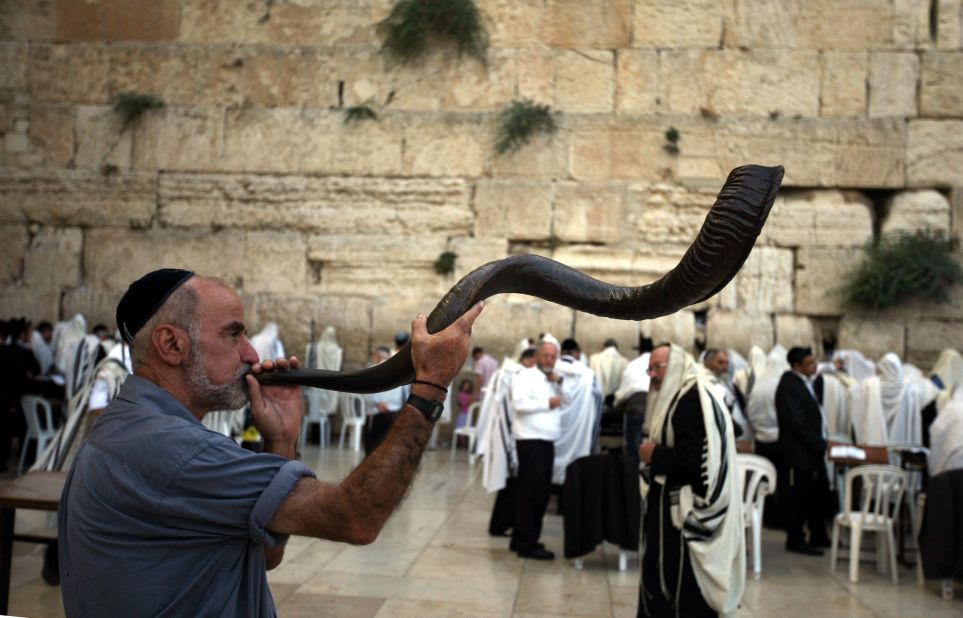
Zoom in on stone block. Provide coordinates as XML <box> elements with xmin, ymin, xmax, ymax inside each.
<box><xmin>795</xmin><ymin>0</ymin><xmax>905</xmax><ymax>49</ymax></box>
<box><xmin>159</xmin><ymin>174</ymin><xmax>471</xmax><ymax>235</ymax></box>
<box><xmin>465</xmin><ymin>293</ymin><xmax>574</xmax><ymax>360</ymax></box>
<box><xmin>515</xmin><ymin>48</ymin><xmax>554</xmax><ymax>105</ymax></box>
<box><xmin>0</xmin><ymin>44</ymin><xmax>27</xmax><ymax>92</ymax></box>
<box><xmin>868</xmin><ymin>52</ymin><xmax>918</xmax><ymax>117</ymax></box>
<box><xmin>573</xmin><ymin>313</ymin><xmax>640</xmax><ymax>356</ymax></box>
<box><xmin>569</xmin><ymin>124</ymin><xmax>671</xmax><ymax>182</ymax></box>
<box><xmin>552</xmin><ymin>245</ymin><xmax>683</xmax><ymax>288</ymax></box>
<box><xmin>705</xmin><ymin>310</ymin><xmax>774</xmax><ymax>354</ymax></box>
<box><xmin>556</xmin><ymin>50</ymin><xmax>615</xmax><ymax>114</ymax></box>
<box><xmin>920</xmin><ymin>53</ymin><xmax>963</xmax><ymax>117</ymax></box>
<box><xmin>937</xmin><ymin>0</ymin><xmax>962</xmax><ymax>49</ymax></box>
<box><xmin>478</xmin><ymin>0</ymin><xmax>544</xmax><ymax>47</ymax></box>
<box><xmin>29</xmin><ymin>44</ymin><xmax>109</xmax><ymax>103</ymax></box>
<box><xmin>61</xmin><ymin>286</ymin><xmax>123</xmax><ymax>330</ymax></box>
<box><xmin>311</xmin><ymin>295</ymin><xmax>374</xmax><ymax>366</ymax></box>
<box><xmin>55</xmin><ymin>0</ymin><xmax>179</xmax><ymax>42</ymax></box>
<box><xmin>0</xmin><ymin>285</ymin><xmax>60</xmax><ymax>321</ymax></box>
<box><xmin>308</xmin><ymin>235</ymin><xmax>447</xmax><ymax>266</ymax></box>
<box><xmin>0</xmin><ymin>0</ymin><xmax>55</xmax><ymax>41</ymax></box>
<box><xmin>795</xmin><ymin>246</ymin><xmax>864</xmax><ymax>316</ymax></box>
<box><xmin>616</xmin><ymin>51</ymin><xmax>659</xmax><ymax>114</ymax></box>
<box><xmin>0</xmin><ymin>225</ymin><xmax>27</xmax><ymax>284</ymax></box>
<box><xmin>443</xmin><ymin>49</ymin><xmax>515</xmax><ymax>110</ymax></box>
<box><xmin>74</xmin><ymin>105</ymin><xmax>131</xmax><ymax>169</ymax></box>
<box><xmin>132</xmin><ymin>107</ymin><xmax>223</xmax><ymax>171</ymax></box>
<box><xmin>627</xmin><ymin>182</ymin><xmax>715</xmax><ymax>245</ymax></box>
<box><xmin>401</xmin><ymin>114</ymin><xmax>486</xmax><ymax>177</ymax></box>
<box><xmin>730</xmin><ymin>246</ymin><xmax>794</xmax><ymax>313</ymax></box>
<box><xmin>107</xmin><ymin>45</ymin><xmax>244</xmax><ymax>107</ymax></box>
<box><xmin>23</xmin><ymin>227</ymin><xmax>82</xmax><ymax>288</ymax></box>
<box><xmin>759</xmin><ymin>190</ymin><xmax>874</xmax><ymax>248</ymax></box>
<box><xmin>633</xmin><ymin>0</ymin><xmax>723</xmax><ymax>48</ymax></box>
<box><xmin>238</xmin><ymin>47</ymin><xmax>343</xmax><ymax>109</ymax></box>
<box><xmin>474</xmin><ymin>179</ymin><xmax>553</xmax><ymax>240</ymax></box>
<box><xmin>315</xmin><ymin>262</ymin><xmax>444</xmax><ymax>298</ymax></box>
<box><xmin>554</xmin><ymin>181</ymin><xmax>625</xmax><ymax>244</ymax></box>
<box><xmin>28</xmin><ymin>106</ymin><xmax>75</xmax><ymax>167</ymax></box>
<box><xmin>724</xmin><ymin>0</ymin><xmax>796</xmax><ymax>48</ymax></box>
<box><xmin>446</xmin><ymin>237</ymin><xmax>509</xmax><ymax>280</ymax></box>
<box><xmin>774</xmin><ymin>315</ymin><xmax>817</xmax><ymax>349</ymax></box>
<box><xmin>0</xmin><ymin>169</ymin><xmax>155</xmax><ymax>227</ymax></box>
<box><xmin>882</xmin><ymin>190</ymin><xmax>952</xmax><ymax>237</ymax></box>
<box><xmin>544</xmin><ymin>0</ymin><xmax>631</xmax><ymax>48</ymax></box>
<box><xmin>660</xmin><ymin>50</ymin><xmax>820</xmax><ymax>118</ymax></box>
<box><xmin>906</xmin><ymin>319</ymin><xmax>963</xmax><ymax>367</ymax></box>
<box><xmin>820</xmin><ymin>52</ymin><xmax>868</xmax><ymax>117</ymax></box>
<box><xmin>837</xmin><ymin>318</ymin><xmax>906</xmax><ymax>360</ymax></box>
<box><xmin>908</xmin><ymin>120</ymin><xmax>963</xmax><ymax>187</ymax></box>
<box><xmin>641</xmin><ymin>310</ymin><xmax>696</xmax><ymax>353</ymax></box>
<box><xmin>489</xmin><ymin>127</ymin><xmax>568</xmax><ymax>178</ymax></box>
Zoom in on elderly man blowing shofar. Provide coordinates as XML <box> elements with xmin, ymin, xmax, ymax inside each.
<box><xmin>57</xmin><ymin>269</ymin><xmax>484</xmax><ymax>617</ymax></box>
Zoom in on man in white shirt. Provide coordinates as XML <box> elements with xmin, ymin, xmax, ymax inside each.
<box><xmin>510</xmin><ymin>338</ymin><xmax>563</xmax><ymax>560</ymax></box>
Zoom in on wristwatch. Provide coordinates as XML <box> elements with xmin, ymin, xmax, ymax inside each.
<box><xmin>406</xmin><ymin>393</ymin><xmax>445</xmax><ymax>423</ymax></box>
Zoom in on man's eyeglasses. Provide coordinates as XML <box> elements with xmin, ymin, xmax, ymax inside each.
<box><xmin>646</xmin><ymin>363</ymin><xmax>668</xmax><ymax>375</ymax></box>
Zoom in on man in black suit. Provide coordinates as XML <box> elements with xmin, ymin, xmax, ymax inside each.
<box><xmin>775</xmin><ymin>346</ymin><xmax>830</xmax><ymax>556</ymax></box>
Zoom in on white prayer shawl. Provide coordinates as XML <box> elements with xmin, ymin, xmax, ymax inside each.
<box><xmin>305</xmin><ymin>326</ymin><xmax>342</xmax><ymax>417</ymax></box>
<box><xmin>52</xmin><ymin>314</ymin><xmax>87</xmax><ymax>376</ymax></box>
<box><xmin>745</xmin><ymin>346</ymin><xmax>789</xmax><ymax>443</ymax></box>
<box><xmin>929</xmin><ymin>387</ymin><xmax>963</xmax><ymax>476</ymax></box>
<box><xmin>878</xmin><ymin>353</ymin><xmax>923</xmax><ymax>446</ymax></box>
<box><xmin>833</xmin><ymin>349</ymin><xmax>876</xmax><ymax>383</ymax></box>
<box><xmin>905</xmin><ymin>363</ymin><xmax>939</xmax><ymax>408</ymax></box>
<box><xmin>614</xmin><ymin>352</ymin><xmax>651</xmax><ymax>406</ymax></box>
<box><xmin>932</xmin><ymin>349</ymin><xmax>963</xmax><ymax>412</ymax></box>
<box><xmin>647</xmin><ymin>345</ymin><xmax>745</xmax><ymax>616</ymax></box>
<box><xmin>589</xmin><ymin>346</ymin><xmax>628</xmax><ymax>398</ymax></box>
<box><xmin>727</xmin><ymin>349</ymin><xmax>748</xmax><ymax>382</ymax></box>
<box><xmin>849</xmin><ymin>377</ymin><xmax>889</xmax><ymax>446</ymax></box>
<box><xmin>250</xmin><ymin>322</ymin><xmax>285</xmax><ymax>363</ymax></box>
<box><xmin>820</xmin><ymin>372</ymin><xmax>851</xmax><ymax>441</ymax></box>
<box><xmin>552</xmin><ymin>356</ymin><xmax>603</xmax><ymax>484</ymax></box>
<box><xmin>31</xmin><ymin>330</ymin><xmax>54</xmax><ymax>375</ymax></box>
<box><xmin>480</xmin><ymin>359</ymin><xmax>522</xmax><ymax>493</ymax></box>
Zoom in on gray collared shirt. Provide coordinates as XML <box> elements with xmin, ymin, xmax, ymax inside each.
<box><xmin>58</xmin><ymin>376</ymin><xmax>315</xmax><ymax>617</ymax></box>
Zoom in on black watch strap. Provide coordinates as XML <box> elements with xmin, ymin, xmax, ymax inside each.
<box><xmin>406</xmin><ymin>393</ymin><xmax>445</xmax><ymax>423</ymax></box>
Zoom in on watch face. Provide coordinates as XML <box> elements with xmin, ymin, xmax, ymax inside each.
<box><xmin>428</xmin><ymin>401</ymin><xmax>444</xmax><ymax>422</ymax></box>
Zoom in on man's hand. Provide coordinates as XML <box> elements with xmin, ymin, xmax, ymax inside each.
<box><xmin>247</xmin><ymin>356</ymin><xmax>302</xmax><ymax>457</ymax></box>
<box><xmin>639</xmin><ymin>440</ymin><xmax>657</xmax><ymax>464</ymax></box>
<box><xmin>409</xmin><ymin>301</ymin><xmax>485</xmax><ymax>396</ymax></box>
<box><xmin>549</xmin><ymin>396</ymin><xmax>561</xmax><ymax>409</ymax></box>
<box><xmin>546</xmin><ymin>372</ymin><xmax>562</xmax><ymax>383</ymax></box>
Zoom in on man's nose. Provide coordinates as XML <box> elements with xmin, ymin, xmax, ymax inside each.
<box><xmin>240</xmin><ymin>338</ymin><xmax>259</xmax><ymax>364</ymax></box>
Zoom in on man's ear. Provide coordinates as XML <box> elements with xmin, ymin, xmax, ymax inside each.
<box><xmin>151</xmin><ymin>324</ymin><xmax>190</xmax><ymax>366</ymax></box>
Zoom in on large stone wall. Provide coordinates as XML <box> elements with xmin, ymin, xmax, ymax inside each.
<box><xmin>1</xmin><ymin>0</ymin><xmax>962</xmax><ymax>368</ymax></box>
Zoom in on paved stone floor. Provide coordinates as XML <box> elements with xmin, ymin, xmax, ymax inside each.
<box><xmin>7</xmin><ymin>445</ymin><xmax>963</xmax><ymax>617</ymax></box>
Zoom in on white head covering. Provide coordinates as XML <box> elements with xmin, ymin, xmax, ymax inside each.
<box><xmin>250</xmin><ymin>322</ymin><xmax>285</xmax><ymax>363</ymax></box>
<box><xmin>904</xmin><ymin>363</ymin><xmax>939</xmax><ymax>407</ymax></box>
<box><xmin>832</xmin><ymin>349</ymin><xmax>876</xmax><ymax>383</ymax></box>
<box><xmin>316</xmin><ymin>326</ymin><xmax>342</xmax><ymax>371</ymax></box>
<box><xmin>31</xmin><ymin>329</ymin><xmax>54</xmax><ymax>375</ymax></box>
<box><xmin>929</xmin><ymin>386</ymin><xmax>963</xmax><ymax>476</ymax></box>
<box><xmin>539</xmin><ymin>333</ymin><xmax>560</xmax><ymax>353</ymax></box>
<box><xmin>52</xmin><ymin>314</ymin><xmax>87</xmax><ymax>375</ymax></box>
<box><xmin>745</xmin><ymin>346</ymin><xmax>789</xmax><ymax>443</ymax></box>
<box><xmin>748</xmin><ymin>346</ymin><xmax>767</xmax><ymax>377</ymax></box>
<box><xmin>877</xmin><ymin>353</ymin><xmax>923</xmax><ymax>445</ymax></box>
<box><xmin>513</xmin><ymin>337</ymin><xmax>533</xmax><ymax>360</ymax></box>
<box><xmin>726</xmin><ymin>348</ymin><xmax>747</xmax><ymax>381</ymax></box>
<box><xmin>932</xmin><ymin>349</ymin><xmax>963</xmax><ymax>412</ymax></box>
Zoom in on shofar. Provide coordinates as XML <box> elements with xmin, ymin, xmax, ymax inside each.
<box><xmin>259</xmin><ymin>164</ymin><xmax>784</xmax><ymax>393</ymax></box>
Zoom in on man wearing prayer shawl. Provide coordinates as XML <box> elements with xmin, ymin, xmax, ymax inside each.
<box><xmin>638</xmin><ymin>344</ymin><xmax>744</xmax><ymax>618</ymax></box>
<box><xmin>929</xmin><ymin>386</ymin><xmax>963</xmax><ymax>476</ymax></box>
<box><xmin>851</xmin><ymin>353</ymin><xmax>923</xmax><ymax>446</ymax></box>
<box><xmin>924</xmin><ymin>349</ymin><xmax>963</xmax><ymax>447</ymax></box>
<box><xmin>589</xmin><ymin>339</ymin><xmax>629</xmax><ymax>403</ymax></box>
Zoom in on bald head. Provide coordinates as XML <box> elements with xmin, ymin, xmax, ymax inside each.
<box><xmin>536</xmin><ymin>341</ymin><xmax>558</xmax><ymax>372</ymax></box>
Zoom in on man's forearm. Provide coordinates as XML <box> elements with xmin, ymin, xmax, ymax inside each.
<box><xmin>264</xmin><ymin>438</ymin><xmax>297</xmax><ymax>460</ymax></box>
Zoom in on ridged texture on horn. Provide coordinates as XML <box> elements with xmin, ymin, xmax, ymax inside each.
<box><xmin>258</xmin><ymin>164</ymin><xmax>784</xmax><ymax>393</ymax></box>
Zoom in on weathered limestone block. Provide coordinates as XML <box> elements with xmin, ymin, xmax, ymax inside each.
<box><xmin>312</xmin><ymin>262</ymin><xmax>444</xmax><ymax>298</ymax></box>
<box><xmin>159</xmin><ymin>174</ymin><xmax>471</xmax><ymax>235</ymax></box>
<box><xmin>0</xmin><ymin>169</ymin><xmax>155</xmax><ymax>227</ymax></box>
<box><xmin>706</xmin><ymin>310</ymin><xmax>774</xmax><ymax>355</ymax></box>
<box><xmin>634</xmin><ymin>0</ymin><xmax>723</xmax><ymax>47</ymax></box>
<box><xmin>882</xmin><ymin>190</ymin><xmax>952</xmax><ymax>237</ymax></box>
<box><xmin>0</xmin><ymin>44</ymin><xmax>27</xmax><ymax>92</ymax></box>
<box><xmin>556</xmin><ymin>50</ymin><xmax>614</xmax><ymax>113</ymax></box>
<box><xmin>84</xmin><ymin>229</ymin><xmax>306</xmax><ymax>295</ymax></box>
<box><xmin>906</xmin><ymin>319</ymin><xmax>963</xmax><ymax>367</ymax></box>
<box><xmin>515</xmin><ymin>48</ymin><xmax>554</xmax><ymax>104</ymax></box>
<box><xmin>401</xmin><ymin>114</ymin><xmax>486</xmax><ymax>177</ymax></box>
<box><xmin>54</xmin><ymin>0</ymin><xmax>179</xmax><ymax>42</ymax></box>
<box><xmin>74</xmin><ymin>105</ymin><xmax>131</xmax><ymax>169</ymax></box>
<box><xmin>446</xmin><ymin>237</ymin><xmax>509</xmax><ymax>280</ymax></box>
<box><xmin>724</xmin><ymin>0</ymin><xmax>796</xmax><ymax>48</ymax></box>
<box><xmin>570</xmin><ymin>124</ymin><xmax>670</xmax><ymax>182</ymax></box>
<box><xmin>0</xmin><ymin>285</ymin><xmax>60</xmax><ymax>321</ymax></box>
<box><xmin>574</xmin><ymin>313</ymin><xmax>640</xmax><ymax>355</ymax></box>
<box><xmin>908</xmin><ymin>120</ymin><xmax>963</xmax><ymax>187</ymax></box>
<box><xmin>27</xmin><ymin>106</ymin><xmax>75</xmax><ymax>167</ymax></box>
<box><xmin>868</xmin><ymin>53</ymin><xmax>918</xmax><ymax>117</ymax></box>
<box><xmin>62</xmin><ymin>286</ymin><xmax>123</xmax><ymax>330</ymax></box>
<box><xmin>616</xmin><ymin>51</ymin><xmax>659</xmax><ymax>114</ymax></box>
<box><xmin>0</xmin><ymin>0</ymin><xmax>54</xmax><ymax>41</ymax></box>
<box><xmin>133</xmin><ymin>107</ymin><xmax>223</xmax><ymax>171</ymax></box>
<box><xmin>545</xmin><ymin>0</ymin><xmax>631</xmax><ymax>48</ymax></box>
<box><xmin>795</xmin><ymin>0</ymin><xmax>907</xmax><ymax>49</ymax></box>
<box><xmin>489</xmin><ymin>127</ymin><xmax>569</xmax><ymax>178</ymax></box>
<box><xmin>553</xmin><ymin>181</ymin><xmax>625</xmax><ymax>244</ymax></box>
<box><xmin>794</xmin><ymin>247</ymin><xmax>864</xmax><ymax>316</ymax></box>
<box><xmin>246</xmin><ymin>294</ymin><xmax>320</xmax><ymax>363</ymax></box>
<box><xmin>311</xmin><ymin>295</ymin><xmax>374</xmax><ymax>365</ymax></box>
<box><xmin>107</xmin><ymin>45</ymin><xmax>244</xmax><ymax>107</ymax></box>
<box><xmin>661</xmin><ymin>50</ymin><xmax>820</xmax><ymax>117</ymax></box>
<box><xmin>937</xmin><ymin>0</ymin><xmax>962</xmax><ymax>49</ymax></box>
<box><xmin>552</xmin><ymin>245</ymin><xmax>683</xmax><ymax>288</ymax></box>
<box><xmin>474</xmin><ymin>179</ymin><xmax>553</xmax><ymax>240</ymax></box>
<box><xmin>308</xmin><ymin>235</ymin><xmax>447</xmax><ymax>266</ymax></box>
<box><xmin>467</xmin><ymin>293</ymin><xmax>573</xmax><ymax>360</ymax></box>
<box><xmin>761</xmin><ymin>190</ymin><xmax>873</xmax><ymax>248</ymax></box>
<box><xmin>0</xmin><ymin>225</ymin><xmax>27</xmax><ymax>284</ymax></box>
<box><xmin>726</xmin><ymin>247</ymin><xmax>794</xmax><ymax>313</ymax></box>
<box><xmin>478</xmin><ymin>0</ymin><xmax>545</xmax><ymax>47</ymax></box>
<box><xmin>920</xmin><ymin>53</ymin><xmax>963</xmax><ymax>117</ymax></box>
<box><xmin>775</xmin><ymin>315</ymin><xmax>817</xmax><ymax>349</ymax></box>
<box><xmin>28</xmin><ymin>44</ymin><xmax>109</xmax><ymax>103</ymax></box>
<box><xmin>820</xmin><ymin>52</ymin><xmax>868</xmax><ymax>117</ymax></box>
<box><xmin>23</xmin><ymin>227</ymin><xmax>82</xmax><ymax>288</ymax></box>
<box><xmin>443</xmin><ymin>50</ymin><xmax>515</xmax><ymax>110</ymax></box>
<box><xmin>641</xmin><ymin>310</ymin><xmax>696</xmax><ymax>353</ymax></box>
<box><xmin>837</xmin><ymin>318</ymin><xmax>905</xmax><ymax>360</ymax></box>
<box><xmin>627</xmin><ymin>182</ymin><xmax>714</xmax><ymax>245</ymax></box>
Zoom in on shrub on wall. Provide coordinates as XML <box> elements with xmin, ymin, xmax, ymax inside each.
<box><xmin>839</xmin><ymin>230</ymin><xmax>963</xmax><ymax>310</ymax></box>
<box><xmin>494</xmin><ymin>100</ymin><xmax>556</xmax><ymax>155</ymax></box>
<box><xmin>378</xmin><ymin>0</ymin><xmax>489</xmax><ymax>64</ymax></box>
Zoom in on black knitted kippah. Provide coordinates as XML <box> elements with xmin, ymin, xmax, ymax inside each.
<box><xmin>116</xmin><ymin>269</ymin><xmax>195</xmax><ymax>344</ymax></box>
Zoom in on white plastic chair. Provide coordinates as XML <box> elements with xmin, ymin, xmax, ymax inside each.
<box><xmin>830</xmin><ymin>464</ymin><xmax>907</xmax><ymax>584</ymax></box>
<box><xmin>450</xmin><ymin>402</ymin><xmax>481</xmax><ymax>464</ymax></box>
<box><xmin>338</xmin><ymin>392</ymin><xmax>366</xmax><ymax>452</ymax></box>
<box><xmin>19</xmin><ymin>395</ymin><xmax>57</xmax><ymax>474</ymax></box>
<box><xmin>737</xmin><ymin>453</ymin><xmax>777</xmax><ymax>580</ymax></box>
<box><xmin>301</xmin><ymin>388</ymin><xmax>332</xmax><ymax>450</ymax></box>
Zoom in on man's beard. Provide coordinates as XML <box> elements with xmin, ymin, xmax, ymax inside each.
<box><xmin>186</xmin><ymin>339</ymin><xmax>251</xmax><ymax>413</ymax></box>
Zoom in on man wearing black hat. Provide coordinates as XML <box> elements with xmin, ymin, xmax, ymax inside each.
<box><xmin>58</xmin><ymin>269</ymin><xmax>484</xmax><ymax>617</ymax></box>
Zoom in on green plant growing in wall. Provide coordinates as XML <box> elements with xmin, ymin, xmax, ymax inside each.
<box><xmin>663</xmin><ymin>126</ymin><xmax>680</xmax><ymax>156</ymax></box>
<box><xmin>344</xmin><ymin>105</ymin><xmax>378</xmax><ymax>124</ymax></box>
<box><xmin>434</xmin><ymin>251</ymin><xmax>457</xmax><ymax>275</ymax></box>
<box><xmin>113</xmin><ymin>92</ymin><xmax>165</xmax><ymax>128</ymax></box>
<box><xmin>378</xmin><ymin>0</ymin><xmax>489</xmax><ymax>64</ymax></box>
<box><xmin>495</xmin><ymin>100</ymin><xmax>556</xmax><ymax>155</ymax></box>
<box><xmin>838</xmin><ymin>230</ymin><xmax>963</xmax><ymax>310</ymax></box>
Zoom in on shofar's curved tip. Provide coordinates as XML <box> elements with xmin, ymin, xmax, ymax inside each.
<box><xmin>258</xmin><ymin>163</ymin><xmax>785</xmax><ymax>392</ymax></box>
